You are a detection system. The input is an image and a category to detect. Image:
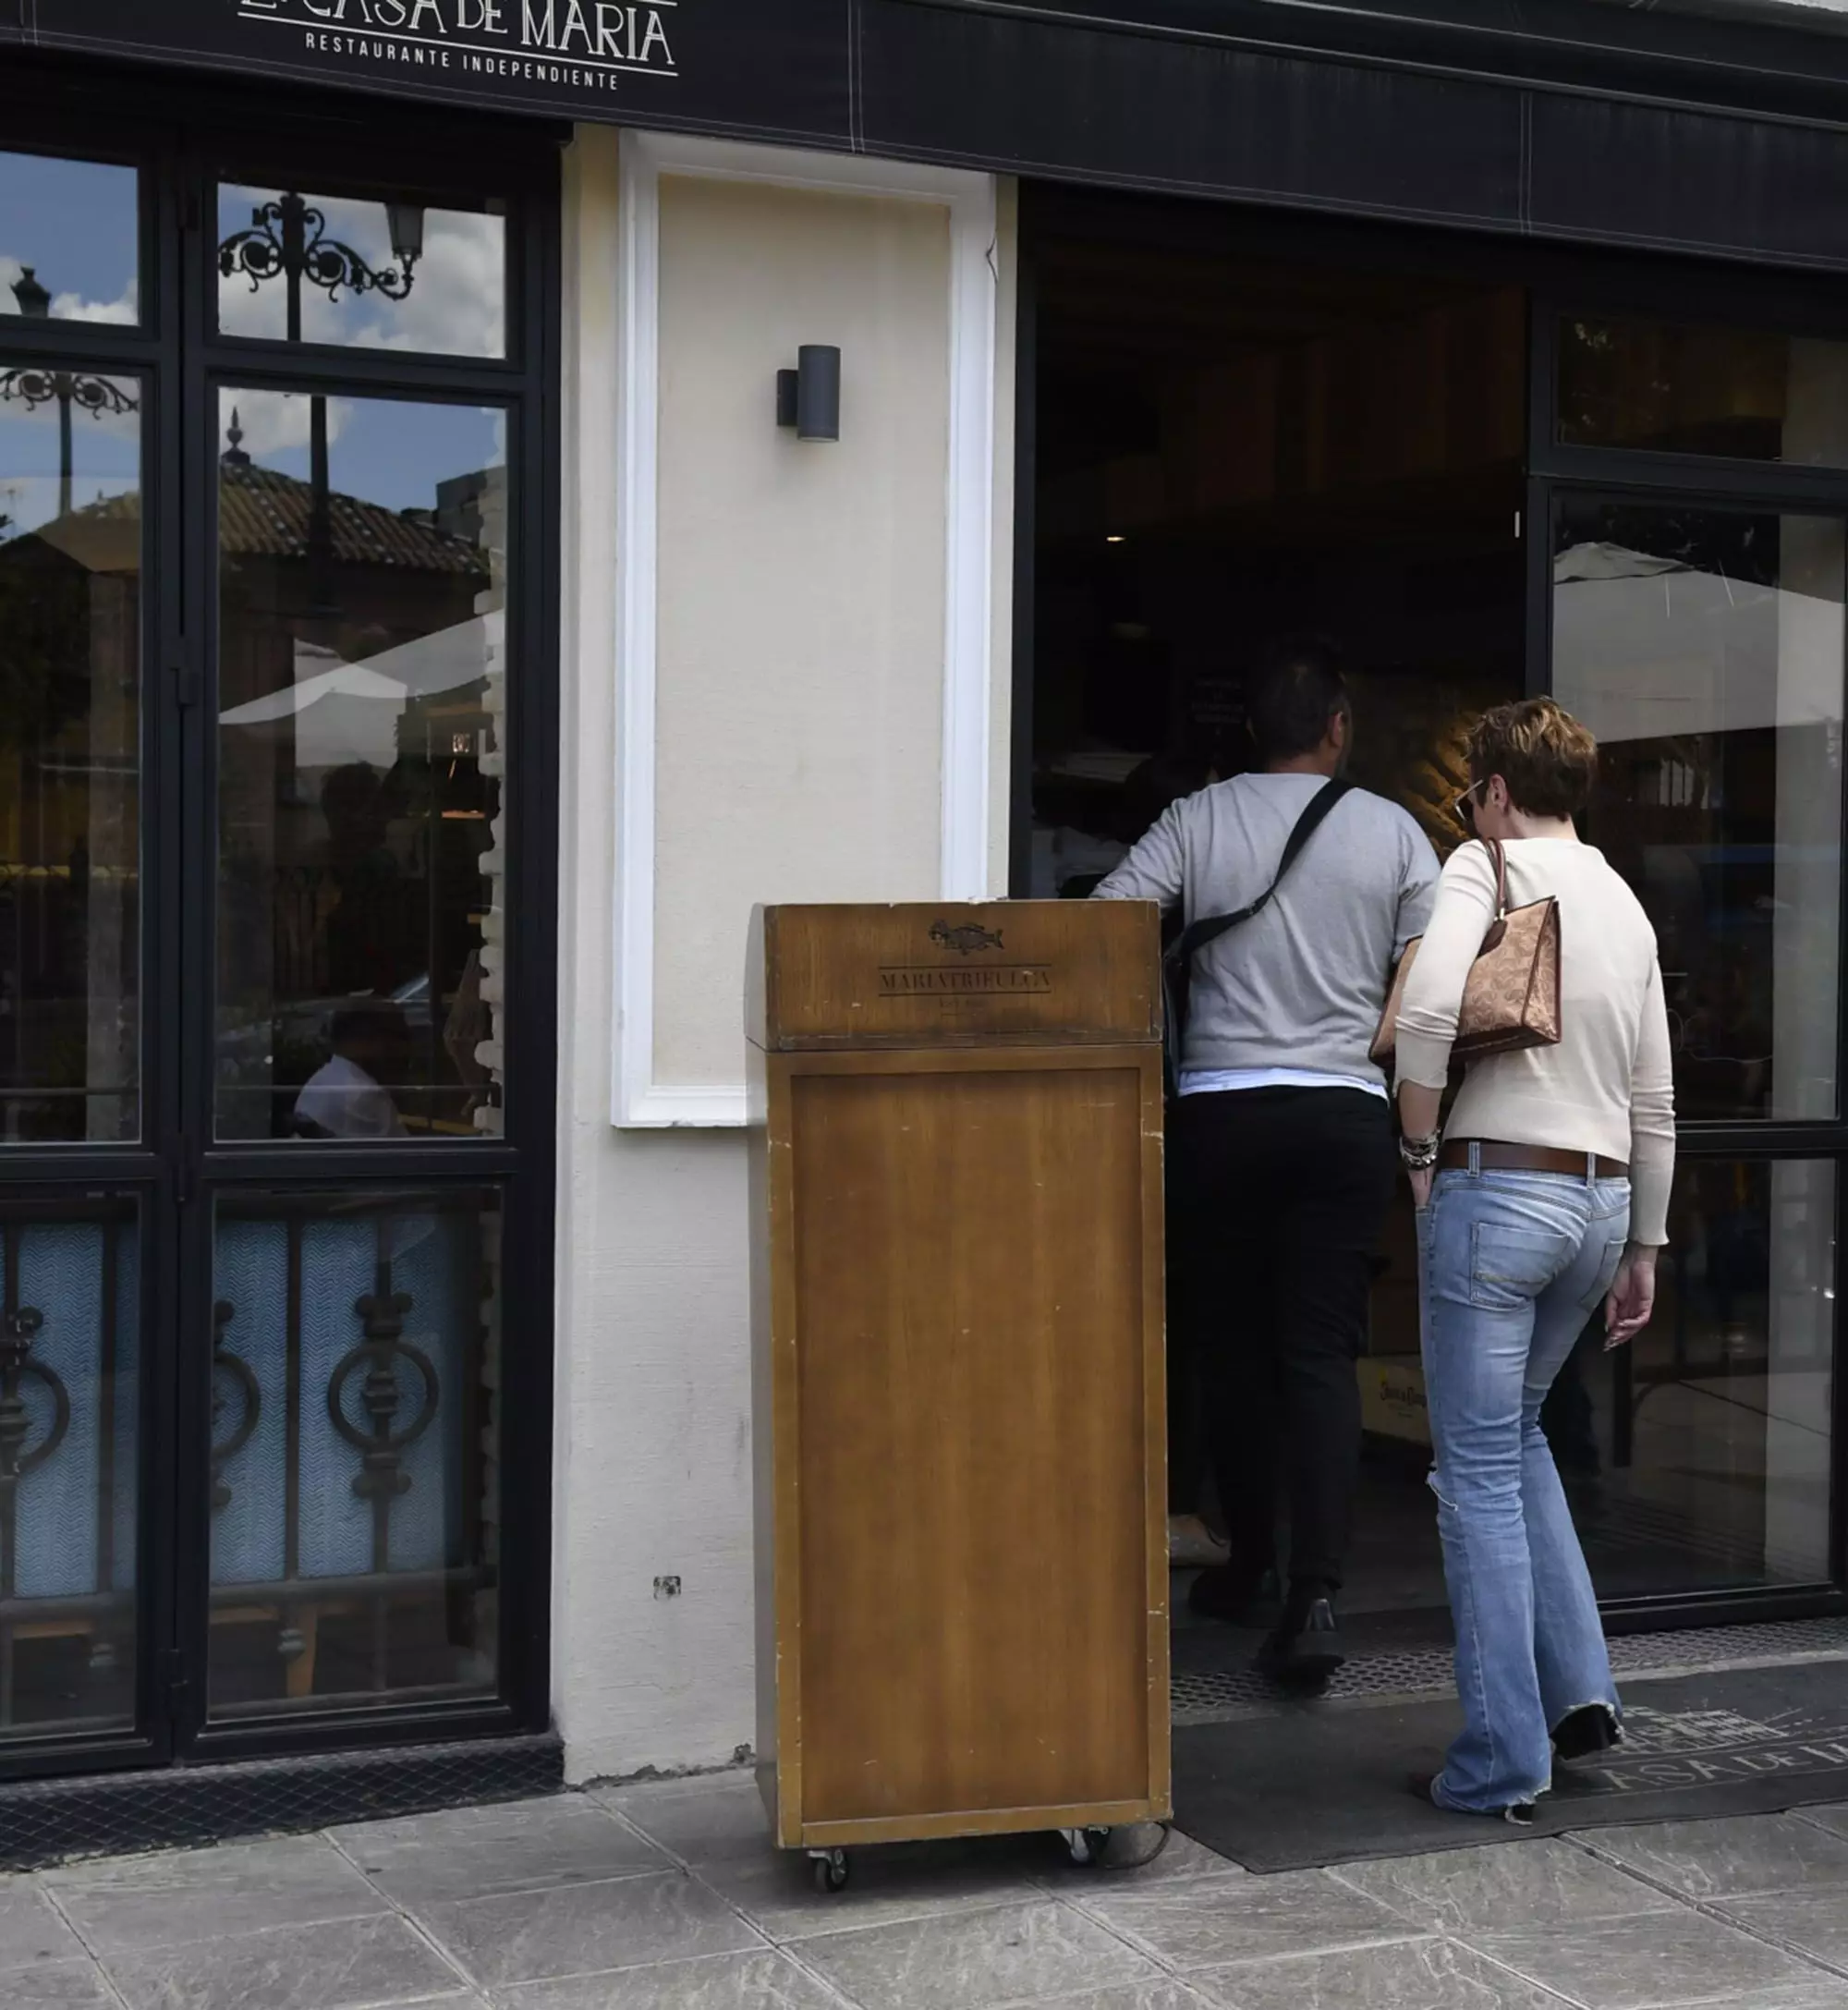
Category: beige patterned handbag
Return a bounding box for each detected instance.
[1369,838,1561,1068]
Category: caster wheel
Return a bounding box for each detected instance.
[1064,1826,1112,1868]
[809,1848,849,1894]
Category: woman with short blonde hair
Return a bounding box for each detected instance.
[1394,697,1674,1821]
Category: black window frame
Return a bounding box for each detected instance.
[0,55,563,1781]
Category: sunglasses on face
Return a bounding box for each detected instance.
[1451,780,1488,832]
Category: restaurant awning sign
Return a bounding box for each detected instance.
[17,0,855,145]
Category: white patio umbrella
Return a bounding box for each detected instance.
[1552,538,1842,746]
[217,611,502,771]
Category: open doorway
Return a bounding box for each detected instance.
[1023,227,1532,1641]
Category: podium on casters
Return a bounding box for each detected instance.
[747,901,1170,1890]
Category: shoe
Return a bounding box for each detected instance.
[1407,1772,1535,1825]
[1168,1514,1231,1570]
[1256,1591,1344,1691]
[1552,1704,1622,1763]
[1186,1564,1271,1626]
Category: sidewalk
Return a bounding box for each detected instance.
[5,1776,1848,2008]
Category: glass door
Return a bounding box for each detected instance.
[0,140,167,1765]
[1538,309,1848,1610]
[0,106,556,1782]
[181,151,552,1757]
[201,360,517,1722]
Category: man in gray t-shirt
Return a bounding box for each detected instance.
[1095,639,1439,1687]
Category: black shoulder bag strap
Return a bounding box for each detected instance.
[1161,776,1355,1101]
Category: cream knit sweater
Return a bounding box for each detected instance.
[1395,837,1676,1247]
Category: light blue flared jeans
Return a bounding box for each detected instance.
[1417,1157,1629,1811]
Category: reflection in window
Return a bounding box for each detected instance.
[1559,315,1848,466]
[208,1188,501,1715]
[1556,1160,1835,1597]
[0,364,141,1141]
[1552,499,1843,1122]
[0,1195,140,1741]
[214,389,508,1142]
[1,151,140,327]
[216,183,506,359]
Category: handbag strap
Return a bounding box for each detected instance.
[1480,835,1510,951]
[1166,777,1356,970]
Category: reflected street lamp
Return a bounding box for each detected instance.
[217,192,423,343]
[216,194,425,621]
[0,268,140,520]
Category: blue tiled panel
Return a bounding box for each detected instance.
[210,1219,290,1587]
[12,1220,140,1602]
[211,1207,477,1590]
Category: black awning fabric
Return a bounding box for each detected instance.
[23,0,1848,269]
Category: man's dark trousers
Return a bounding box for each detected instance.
[1172,1084,1398,1594]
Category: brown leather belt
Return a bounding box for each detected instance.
[1439,1139,1628,1180]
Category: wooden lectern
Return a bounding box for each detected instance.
[747,901,1170,1885]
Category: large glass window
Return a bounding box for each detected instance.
[1551,497,1844,1123]
[0,361,141,1143]
[1559,315,1848,467]
[1559,1160,1835,1597]
[0,126,549,1773]
[207,1188,501,1716]
[213,388,508,1143]
[0,151,140,329]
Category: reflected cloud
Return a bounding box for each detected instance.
[216,191,505,359]
[227,388,355,457]
[1,253,139,325]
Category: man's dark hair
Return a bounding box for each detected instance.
[1246,635,1351,762]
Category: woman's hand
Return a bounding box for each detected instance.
[1408,1165,1434,1212]
[1604,1245,1658,1350]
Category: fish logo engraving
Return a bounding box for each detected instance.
[929,920,1004,956]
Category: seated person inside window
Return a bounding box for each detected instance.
[294,1002,411,1140]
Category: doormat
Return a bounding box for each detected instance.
[1174,1661,1848,1871]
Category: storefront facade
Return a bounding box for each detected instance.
[2,0,1847,1819]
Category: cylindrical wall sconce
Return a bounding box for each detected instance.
[775,345,841,442]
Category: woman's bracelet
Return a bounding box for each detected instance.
[1399,1131,1441,1172]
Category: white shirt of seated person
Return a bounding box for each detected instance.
[294,1053,407,1139]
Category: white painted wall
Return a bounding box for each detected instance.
[651,173,951,1090]
[553,125,1014,1783]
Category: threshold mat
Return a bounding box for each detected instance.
[1174,1660,1848,1871]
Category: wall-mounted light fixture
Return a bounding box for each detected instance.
[776,345,841,442]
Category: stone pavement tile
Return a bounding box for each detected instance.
[1616,1992,1848,2010]
[501,1947,845,2008]
[695,1836,1047,1943]
[412,1869,762,1988]
[101,1911,465,2010]
[1332,1838,1675,1933]
[1036,1831,1240,1891]
[0,1878,88,1970]
[1190,1937,1572,2010]
[1800,1806,1848,1841]
[597,1773,771,1866]
[1714,1887,1848,1969]
[45,1835,387,1955]
[334,1793,667,1903]
[1077,1868,1410,1971]
[1583,1813,1848,1901]
[1468,1907,1826,2010]
[787,1897,1159,2010]
[4,1963,117,2008]
[994,1984,1214,2010]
